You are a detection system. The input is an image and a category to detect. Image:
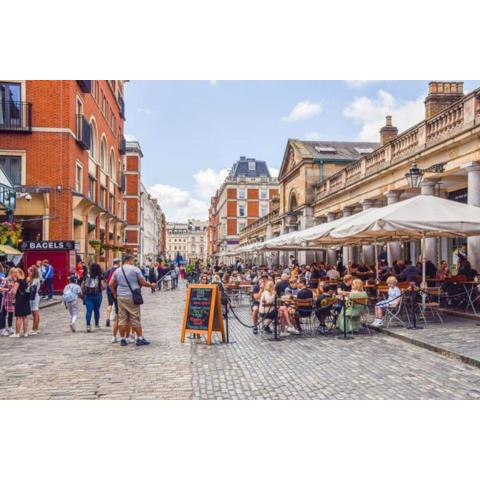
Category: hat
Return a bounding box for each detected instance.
[112,258,121,264]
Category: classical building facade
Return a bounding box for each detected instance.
[0,80,127,264]
[210,156,279,263]
[207,194,219,260]
[140,183,165,265]
[240,82,480,270]
[166,222,189,260]
[186,219,208,262]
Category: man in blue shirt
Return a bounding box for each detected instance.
[42,259,54,299]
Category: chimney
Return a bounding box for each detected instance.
[424,81,464,120]
[380,115,398,145]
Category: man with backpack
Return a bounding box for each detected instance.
[42,259,54,299]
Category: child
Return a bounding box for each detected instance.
[63,275,82,332]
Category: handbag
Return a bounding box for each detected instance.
[121,266,144,305]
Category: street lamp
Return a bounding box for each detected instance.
[405,161,446,189]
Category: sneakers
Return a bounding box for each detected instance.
[128,335,136,344]
[253,326,258,335]
[371,318,384,327]
[0,329,9,336]
[111,336,118,344]
[106,319,111,327]
[120,338,128,346]
[136,338,150,346]
[7,328,14,335]
[86,326,91,332]
[263,325,272,334]
[23,332,29,337]
[9,333,20,338]
[287,326,300,335]
[280,331,290,337]
[29,330,38,336]
[94,324,100,330]
[70,323,76,332]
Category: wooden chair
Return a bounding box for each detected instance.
[295,298,315,336]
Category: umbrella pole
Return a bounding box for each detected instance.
[374,243,379,283]
[408,235,425,330]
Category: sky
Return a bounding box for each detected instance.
[124,80,479,222]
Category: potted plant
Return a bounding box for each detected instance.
[89,239,102,251]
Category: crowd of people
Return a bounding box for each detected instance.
[192,247,478,334]
[0,255,184,346]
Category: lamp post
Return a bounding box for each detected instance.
[405,162,446,189]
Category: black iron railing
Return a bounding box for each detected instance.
[0,101,32,132]
[77,80,92,93]
[119,133,126,154]
[76,114,91,150]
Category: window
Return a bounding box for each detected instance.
[0,155,22,186]
[99,186,105,207]
[248,160,255,171]
[238,188,245,199]
[76,97,83,117]
[88,176,96,201]
[238,204,245,217]
[0,82,22,128]
[75,163,83,192]
[238,222,246,233]
[89,120,97,160]
[109,194,114,213]
[109,150,115,177]
[260,204,268,217]
[100,137,107,170]
[260,188,267,200]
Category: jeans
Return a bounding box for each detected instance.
[0,308,13,329]
[44,277,54,298]
[85,293,103,327]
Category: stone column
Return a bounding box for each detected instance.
[326,212,337,266]
[420,180,438,264]
[361,199,375,266]
[342,207,353,267]
[299,206,315,265]
[463,162,480,271]
[385,191,403,266]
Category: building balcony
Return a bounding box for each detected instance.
[76,114,91,150]
[0,101,32,133]
[76,80,92,93]
[119,134,127,154]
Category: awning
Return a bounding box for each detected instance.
[0,245,22,255]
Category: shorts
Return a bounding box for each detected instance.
[117,296,141,329]
[107,289,115,306]
[30,295,40,312]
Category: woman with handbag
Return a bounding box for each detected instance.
[81,263,106,332]
[27,265,41,335]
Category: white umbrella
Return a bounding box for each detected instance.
[330,194,480,286]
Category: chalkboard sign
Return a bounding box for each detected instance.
[186,287,213,330]
[181,284,225,345]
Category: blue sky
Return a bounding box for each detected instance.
[124,80,479,221]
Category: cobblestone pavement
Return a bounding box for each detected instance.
[2,282,480,399]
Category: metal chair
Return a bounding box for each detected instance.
[384,296,406,328]
[417,287,444,324]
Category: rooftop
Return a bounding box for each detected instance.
[228,156,272,179]
[298,140,380,161]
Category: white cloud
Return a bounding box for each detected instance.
[124,133,137,141]
[343,89,424,142]
[303,131,321,141]
[137,107,154,115]
[269,167,280,178]
[192,168,229,199]
[282,100,322,122]
[148,184,209,222]
[345,80,381,89]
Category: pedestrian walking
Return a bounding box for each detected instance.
[41,259,54,299]
[108,254,155,346]
[62,275,82,332]
[105,259,120,327]
[81,263,106,332]
[27,265,41,335]
[148,264,157,293]
[11,268,31,338]
[0,268,15,336]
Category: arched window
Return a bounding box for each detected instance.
[289,191,298,211]
[100,136,107,171]
[109,150,115,177]
[89,119,97,160]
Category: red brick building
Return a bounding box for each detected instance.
[124,140,142,257]
[0,80,128,264]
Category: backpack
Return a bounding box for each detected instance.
[62,284,78,304]
[84,274,100,296]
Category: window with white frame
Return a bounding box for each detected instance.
[109,150,115,177]
[260,188,268,200]
[238,188,245,199]
[0,155,22,186]
[260,203,268,217]
[238,221,246,233]
[238,204,245,217]
[100,137,107,171]
[75,162,83,193]
[89,120,97,160]
[248,160,255,171]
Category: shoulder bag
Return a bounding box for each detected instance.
[121,266,144,305]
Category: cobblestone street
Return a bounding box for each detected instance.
[2,282,480,399]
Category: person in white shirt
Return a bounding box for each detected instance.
[326,266,340,280]
[259,280,276,334]
[372,276,402,327]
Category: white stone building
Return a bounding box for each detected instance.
[140,183,164,265]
